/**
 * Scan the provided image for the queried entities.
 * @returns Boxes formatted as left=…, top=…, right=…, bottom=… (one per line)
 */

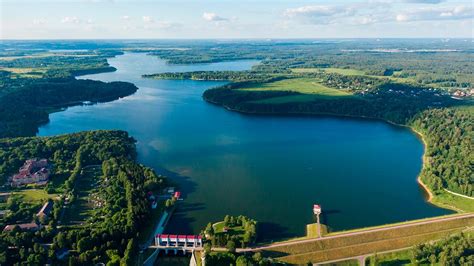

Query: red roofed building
left=11, top=159, right=50, bottom=187
left=313, top=204, right=321, bottom=215
left=3, top=222, right=41, bottom=232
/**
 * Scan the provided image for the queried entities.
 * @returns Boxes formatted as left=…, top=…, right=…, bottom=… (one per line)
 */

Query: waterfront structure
left=313, top=204, right=322, bottom=238
left=155, top=234, right=203, bottom=248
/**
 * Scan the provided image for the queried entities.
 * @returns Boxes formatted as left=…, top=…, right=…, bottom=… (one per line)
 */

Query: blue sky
left=1, top=0, right=473, bottom=39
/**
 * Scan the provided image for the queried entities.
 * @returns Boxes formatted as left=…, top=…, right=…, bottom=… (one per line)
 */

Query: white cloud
left=396, top=5, right=473, bottom=22
left=121, top=15, right=130, bottom=20
left=403, top=0, right=445, bottom=4
left=202, top=12, right=228, bottom=22
left=61, top=16, right=81, bottom=24
left=142, top=16, right=154, bottom=23
left=284, top=5, right=352, bottom=18
left=396, top=14, right=409, bottom=21
left=283, top=5, right=360, bottom=25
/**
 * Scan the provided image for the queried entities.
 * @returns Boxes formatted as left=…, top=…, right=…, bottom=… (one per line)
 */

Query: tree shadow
left=257, top=222, right=293, bottom=243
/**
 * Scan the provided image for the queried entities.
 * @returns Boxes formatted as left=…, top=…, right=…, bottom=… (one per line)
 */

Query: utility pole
left=313, top=204, right=322, bottom=238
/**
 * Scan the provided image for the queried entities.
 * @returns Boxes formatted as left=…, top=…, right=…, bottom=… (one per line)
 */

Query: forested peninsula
left=0, top=51, right=137, bottom=138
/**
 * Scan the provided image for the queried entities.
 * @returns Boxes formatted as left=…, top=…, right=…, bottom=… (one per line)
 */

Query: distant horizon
left=2, top=37, right=473, bottom=41
left=1, top=0, right=472, bottom=39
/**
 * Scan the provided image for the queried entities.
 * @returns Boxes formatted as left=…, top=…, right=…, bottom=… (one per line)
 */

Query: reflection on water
left=39, top=53, right=451, bottom=239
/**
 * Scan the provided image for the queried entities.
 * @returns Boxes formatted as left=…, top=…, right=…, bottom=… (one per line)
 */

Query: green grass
left=213, top=221, right=246, bottom=237
left=432, top=191, right=474, bottom=213
left=367, top=250, right=412, bottom=266
left=239, top=78, right=354, bottom=104
left=15, top=189, right=58, bottom=203
left=306, top=223, right=328, bottom=238
left=240, top=78, right=353, bottom=96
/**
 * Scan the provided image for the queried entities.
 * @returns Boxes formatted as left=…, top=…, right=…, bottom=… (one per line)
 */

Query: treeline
left=142, top=40, right=473, bottom=89
left=203, top=215, right=257, bottom=249
left=203, top=78, right=473, bottom=197
left=0, top=49, right=137, bottom=138
left=0, top=130, right=166, bottom=264
left=412, top=107, right=473, bottom=196
left=143, top=70, right=275, bottom=82
left=0, top=78, right=137, bottom=138
left=410, top=233, right=473, bottom=265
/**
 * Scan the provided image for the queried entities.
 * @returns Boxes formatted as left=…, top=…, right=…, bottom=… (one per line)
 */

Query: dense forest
left=0, top=130, right=166, bottom=264
left=410, top=233, right=473, bottom=265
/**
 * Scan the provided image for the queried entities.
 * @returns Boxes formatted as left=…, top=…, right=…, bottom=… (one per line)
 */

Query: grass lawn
left=213, top=221, right=245, bottom=237
left=62, top=166, right=102, bottom=224
left=15, top=189, right=58, bottom=203
left=432, top=191, right=474, bottom=212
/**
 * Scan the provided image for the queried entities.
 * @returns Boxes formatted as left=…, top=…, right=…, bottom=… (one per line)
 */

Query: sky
left=1, top=0, right=473, bottom=39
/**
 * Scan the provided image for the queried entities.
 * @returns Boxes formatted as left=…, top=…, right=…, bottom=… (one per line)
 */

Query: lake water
left=38, top=53, right=450, bottom=240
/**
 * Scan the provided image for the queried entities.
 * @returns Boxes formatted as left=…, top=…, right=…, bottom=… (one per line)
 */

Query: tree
left=224, top=215, right=231, bottom=226
left=252, top=252, right=262, bottom=263
left=226, top=240, right=236, bottom=253
left=236, top=255, right=251, bottom=266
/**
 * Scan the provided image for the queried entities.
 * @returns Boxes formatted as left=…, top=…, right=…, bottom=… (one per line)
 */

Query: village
left=2, top=159, right=53, bottom=232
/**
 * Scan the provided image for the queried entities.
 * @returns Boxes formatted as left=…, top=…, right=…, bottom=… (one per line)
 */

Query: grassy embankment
left=261, top=215, right=473, bottom=264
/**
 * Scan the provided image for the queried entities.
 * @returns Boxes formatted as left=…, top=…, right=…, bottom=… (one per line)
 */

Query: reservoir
left=38, top=53, right=450, bottom=240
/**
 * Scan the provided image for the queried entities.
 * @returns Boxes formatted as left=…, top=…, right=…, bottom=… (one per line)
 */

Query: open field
left=292, top=67, right=366, bottom=76
left=62, top=166, right=102, bottom=224
left=432, top=190, right=474, bottom=213
left=239, top=78, right=354, bottom=104
left=15, top=189, right=58, bottom=203
left=240, top=78, right=353, bottom=96
left=258, top=214, right=474, bottom=264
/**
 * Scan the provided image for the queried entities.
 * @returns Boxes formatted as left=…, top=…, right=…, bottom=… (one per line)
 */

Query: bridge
left=149, top=234, right=203, bottom=255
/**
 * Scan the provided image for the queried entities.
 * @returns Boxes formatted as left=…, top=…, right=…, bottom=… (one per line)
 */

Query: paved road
left=245, top=213, right=474, bottom=252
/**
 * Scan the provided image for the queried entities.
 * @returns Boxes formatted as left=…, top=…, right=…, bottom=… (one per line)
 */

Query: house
left=37, top=201, right=53, bottom=219
left=11, top=159, right=50, bottom=187
left=3, top=222, right=41, bottom=232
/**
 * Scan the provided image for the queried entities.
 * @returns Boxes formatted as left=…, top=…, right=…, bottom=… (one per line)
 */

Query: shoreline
left=204, top=97, right=463, bottom=212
